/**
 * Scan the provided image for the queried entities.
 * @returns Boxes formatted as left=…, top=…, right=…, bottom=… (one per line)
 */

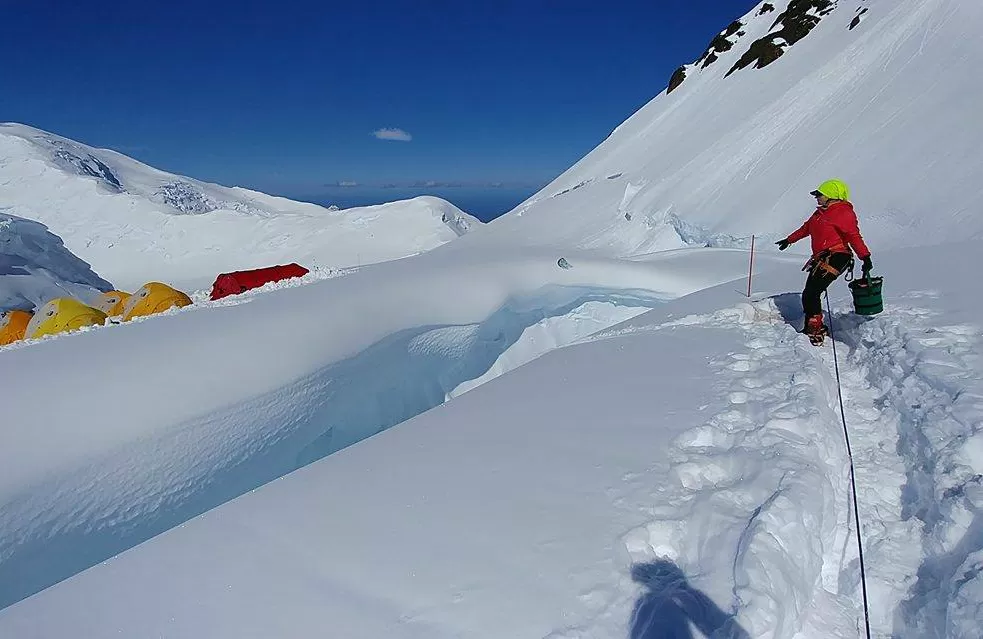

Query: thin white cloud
left=371, top=128, right=413, bottom=142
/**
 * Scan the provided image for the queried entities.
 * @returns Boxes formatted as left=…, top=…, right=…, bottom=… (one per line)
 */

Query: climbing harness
left=824, top=290, right=873, bottom=639
left=802, top=249, right=855, bottom=280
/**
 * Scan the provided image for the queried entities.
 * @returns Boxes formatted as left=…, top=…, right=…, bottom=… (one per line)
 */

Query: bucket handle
left=850, top=267, right=876, bottom=289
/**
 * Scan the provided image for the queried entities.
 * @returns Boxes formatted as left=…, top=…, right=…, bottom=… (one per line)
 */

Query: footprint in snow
left=727, top=359, right=756, bottom=372
left=673, top=425, right=738, bottom=452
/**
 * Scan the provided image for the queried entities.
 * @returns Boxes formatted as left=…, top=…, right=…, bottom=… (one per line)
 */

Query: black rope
left=824, top=289, right=873, bottom=639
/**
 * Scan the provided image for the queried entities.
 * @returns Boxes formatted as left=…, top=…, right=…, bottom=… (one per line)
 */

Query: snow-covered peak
left=0, top=123, right=480, bottom=290
left=470, top=0, right=982, bottom=258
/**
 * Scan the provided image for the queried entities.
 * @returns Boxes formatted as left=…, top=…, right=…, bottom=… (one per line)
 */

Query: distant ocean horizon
left=297, top=186, right=541, bottom=223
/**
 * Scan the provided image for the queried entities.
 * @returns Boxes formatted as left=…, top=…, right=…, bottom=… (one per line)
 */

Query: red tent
left=209, top=263, right=310, bottom=301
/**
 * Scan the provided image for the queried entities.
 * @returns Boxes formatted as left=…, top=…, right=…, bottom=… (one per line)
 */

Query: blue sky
left=1, top=0, right=755, bottom=197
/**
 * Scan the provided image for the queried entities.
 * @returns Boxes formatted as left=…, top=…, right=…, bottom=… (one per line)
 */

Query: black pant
left=802, top=252, right=853, bottom=317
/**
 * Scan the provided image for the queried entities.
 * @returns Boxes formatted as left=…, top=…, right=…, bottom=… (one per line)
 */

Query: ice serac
left=0, top=212, right=112, bottom=312
left=0, top=123, right=480, bottom=290
left=472, top=0, right=983, bottom=257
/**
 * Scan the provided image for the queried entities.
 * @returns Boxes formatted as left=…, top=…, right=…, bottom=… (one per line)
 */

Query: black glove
left=862, top=255, right=873, bottom=273
left=776, top=239, right=790, bottom=251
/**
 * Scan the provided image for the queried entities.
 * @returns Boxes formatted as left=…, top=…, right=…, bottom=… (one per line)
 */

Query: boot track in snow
left=577, top=290, right=981, bottom=638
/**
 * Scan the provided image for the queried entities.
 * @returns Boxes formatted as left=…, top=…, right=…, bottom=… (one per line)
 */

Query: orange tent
left=0, top=310, right=33, bottom=346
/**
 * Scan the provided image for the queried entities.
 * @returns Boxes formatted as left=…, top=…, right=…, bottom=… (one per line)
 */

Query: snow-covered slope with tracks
left=1, top=241, right=979, bottom=638
left=465, top=0, right=983, bottom=257
left=0, top=244, right=788, bottom=612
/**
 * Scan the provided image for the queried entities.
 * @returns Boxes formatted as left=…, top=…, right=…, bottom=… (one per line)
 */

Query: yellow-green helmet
left=810, top=179, right=850, bottom=201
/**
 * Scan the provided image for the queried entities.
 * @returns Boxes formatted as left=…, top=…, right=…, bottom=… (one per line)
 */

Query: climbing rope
left=824, top=290, right=873, bottom=639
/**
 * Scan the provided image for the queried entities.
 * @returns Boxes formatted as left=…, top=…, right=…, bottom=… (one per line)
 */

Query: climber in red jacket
left=775, top=179, right=873, bottom=343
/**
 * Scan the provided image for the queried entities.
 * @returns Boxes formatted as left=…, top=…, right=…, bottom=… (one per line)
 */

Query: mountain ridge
left=474, top=0, right=980, bottom=261
left=0, top=123, right=479, bottom=290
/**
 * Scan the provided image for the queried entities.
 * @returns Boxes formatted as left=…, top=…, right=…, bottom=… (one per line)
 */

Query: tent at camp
left=210, top=263, right=309, bottom=301
left=122, top=282, right=192, bottom=321
left=0, top=309, right=33, bottom=346
left=25, top=298, right=107, bottom=339
left=94, top=290, right=132, bottom=316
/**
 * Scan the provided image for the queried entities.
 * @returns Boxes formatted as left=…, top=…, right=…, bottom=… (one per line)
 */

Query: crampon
left=804, top=314, right=827, bottom=346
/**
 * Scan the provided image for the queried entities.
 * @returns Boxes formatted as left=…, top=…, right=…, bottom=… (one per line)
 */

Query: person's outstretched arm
left=776, top=218, right=811, bottom=250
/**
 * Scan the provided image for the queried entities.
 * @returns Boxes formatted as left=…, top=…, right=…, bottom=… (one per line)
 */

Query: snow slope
left=0, top=211, right=111, bottom=312
left=2, top=240, right=979, bottom=638
left=0, top=123, right=478, bottom=290
left=463, top=0, right=983, bottom=257
left=0, top=243, right=791, bottom=610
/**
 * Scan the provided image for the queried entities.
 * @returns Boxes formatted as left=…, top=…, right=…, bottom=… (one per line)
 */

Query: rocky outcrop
left=667, top=66, right=688, bottom=94
left=850, top=7, right=869, bottom=30
left=726, top=0, right=835, bottom=77
left=667, top=16, right=748, bottom=93
left=697, top=20, right=744, bottom=69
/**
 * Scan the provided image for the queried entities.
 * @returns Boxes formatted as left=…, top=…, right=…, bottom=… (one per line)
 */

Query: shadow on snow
left=629, top=561, right=750, bottom=639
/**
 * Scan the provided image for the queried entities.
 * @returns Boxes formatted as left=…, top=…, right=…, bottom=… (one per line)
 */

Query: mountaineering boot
left=804, top=314, right=827, bottom=346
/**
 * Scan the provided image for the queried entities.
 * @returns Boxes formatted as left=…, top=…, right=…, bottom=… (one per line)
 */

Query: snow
left=1, top=241, right=979, bottom=638
left=0, top=123, right=479, bottom=291
left=447, top=300, right=650, bottom=399
left=2, top=0, right=983, bottom=636
left=0, top=244, right=783, bottom=611
left=466, top=0, right=983, bottom=257
left=0, top=211, right=111, bottom=312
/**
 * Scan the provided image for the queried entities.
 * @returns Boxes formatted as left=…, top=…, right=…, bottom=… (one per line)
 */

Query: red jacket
left=786, top=200, right=870, bottom=259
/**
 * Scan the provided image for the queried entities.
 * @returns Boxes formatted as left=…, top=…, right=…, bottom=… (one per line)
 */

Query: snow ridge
left=0, top=283, right=665, bottom=609
left=0, top=123, right=480, bottom=289
left=475, top=0, right=983, bottom=261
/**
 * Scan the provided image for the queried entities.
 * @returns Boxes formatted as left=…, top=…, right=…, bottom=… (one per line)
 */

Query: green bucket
left=849, top=274, right=884, bottom=315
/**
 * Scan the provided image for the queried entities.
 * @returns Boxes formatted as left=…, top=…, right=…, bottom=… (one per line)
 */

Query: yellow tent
left=122, top=282, right=192, bottom=321
left=25, top=298, right=107, bottom=339
left=0, top=309, right=33, bottom=346
left=95, top=290, right=132, bottom=316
